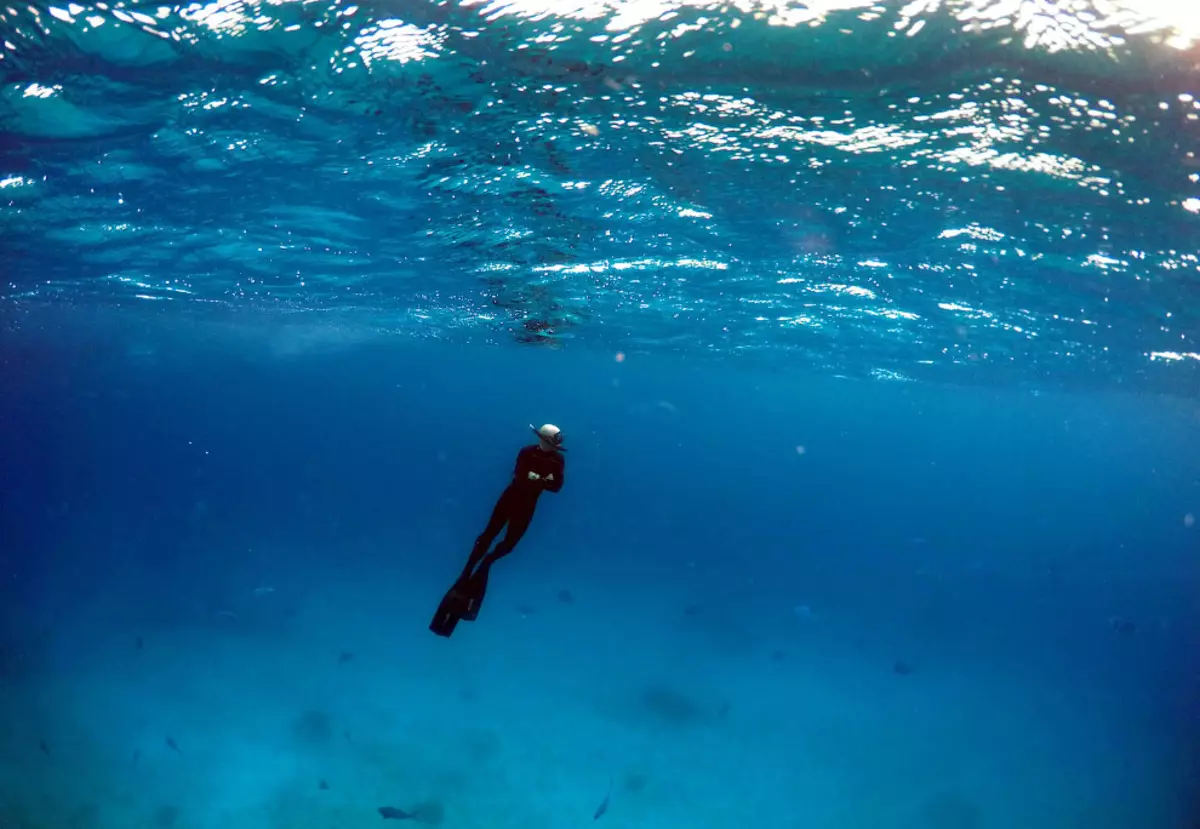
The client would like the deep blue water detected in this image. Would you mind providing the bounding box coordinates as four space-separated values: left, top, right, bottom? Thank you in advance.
2 2 1200 828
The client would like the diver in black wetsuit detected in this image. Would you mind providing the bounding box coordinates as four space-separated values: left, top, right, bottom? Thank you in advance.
429 423 566 638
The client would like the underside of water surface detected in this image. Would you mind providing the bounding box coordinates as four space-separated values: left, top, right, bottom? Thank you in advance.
2 0 1198 392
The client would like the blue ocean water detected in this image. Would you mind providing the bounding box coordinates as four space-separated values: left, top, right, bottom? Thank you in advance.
2 1 1199 828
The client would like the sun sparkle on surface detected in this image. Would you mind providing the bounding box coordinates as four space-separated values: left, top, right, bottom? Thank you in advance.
453 0 1200 49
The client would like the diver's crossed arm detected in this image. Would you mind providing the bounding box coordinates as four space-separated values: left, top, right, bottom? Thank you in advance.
511 445 564 492
542 458 564 493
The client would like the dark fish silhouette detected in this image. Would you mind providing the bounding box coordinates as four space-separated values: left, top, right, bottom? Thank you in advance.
378 806 416 820
39 740 50 756
166 736 182 754
135 636 144 651
319 779 329 790
557 588 575 605
338 651 354 665
379 799 444 824
593 777 612 820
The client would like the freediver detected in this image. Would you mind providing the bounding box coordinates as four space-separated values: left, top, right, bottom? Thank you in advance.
429 423 566 638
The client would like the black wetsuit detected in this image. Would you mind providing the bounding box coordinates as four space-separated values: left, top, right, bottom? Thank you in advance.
430 445 565 635
464 444 564 574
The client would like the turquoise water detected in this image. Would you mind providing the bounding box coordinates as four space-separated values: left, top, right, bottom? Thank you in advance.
1 2 1199 829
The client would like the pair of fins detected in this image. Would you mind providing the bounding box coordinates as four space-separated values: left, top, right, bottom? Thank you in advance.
428 574 483 639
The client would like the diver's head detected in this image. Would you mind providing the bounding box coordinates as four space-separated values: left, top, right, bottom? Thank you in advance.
530 423 565 452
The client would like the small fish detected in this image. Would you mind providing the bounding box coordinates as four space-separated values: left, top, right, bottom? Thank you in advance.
557 588 575 605
135 636 144 651
166 736 182 754
378 806 416 820
593 777 613 820
39 740 50 756
319 779 329 790
338 651 354 665
132 749 141 767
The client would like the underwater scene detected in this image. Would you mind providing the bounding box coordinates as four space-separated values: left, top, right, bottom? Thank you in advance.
1 1 1199 828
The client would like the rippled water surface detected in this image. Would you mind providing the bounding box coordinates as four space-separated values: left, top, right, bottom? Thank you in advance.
2 0 1198 389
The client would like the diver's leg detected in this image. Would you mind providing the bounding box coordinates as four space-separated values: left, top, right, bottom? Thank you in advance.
461 500 536 622
463 489 512 579
435 490 512 629
487 500 536 564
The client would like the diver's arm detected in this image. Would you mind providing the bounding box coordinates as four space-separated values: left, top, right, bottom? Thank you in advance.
542 456 564 493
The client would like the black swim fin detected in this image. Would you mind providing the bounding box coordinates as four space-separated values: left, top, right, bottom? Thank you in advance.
459 567 490 622
429 582 471 638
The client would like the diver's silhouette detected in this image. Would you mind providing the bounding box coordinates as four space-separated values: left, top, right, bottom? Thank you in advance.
430 423 566 638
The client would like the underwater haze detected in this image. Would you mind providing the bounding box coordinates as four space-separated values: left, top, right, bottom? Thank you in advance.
2 1 1200 828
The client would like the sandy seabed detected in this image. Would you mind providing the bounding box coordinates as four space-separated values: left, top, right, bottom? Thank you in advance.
0 563 1185 829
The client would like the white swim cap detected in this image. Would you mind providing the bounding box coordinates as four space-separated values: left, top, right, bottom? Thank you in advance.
530 423 564 449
